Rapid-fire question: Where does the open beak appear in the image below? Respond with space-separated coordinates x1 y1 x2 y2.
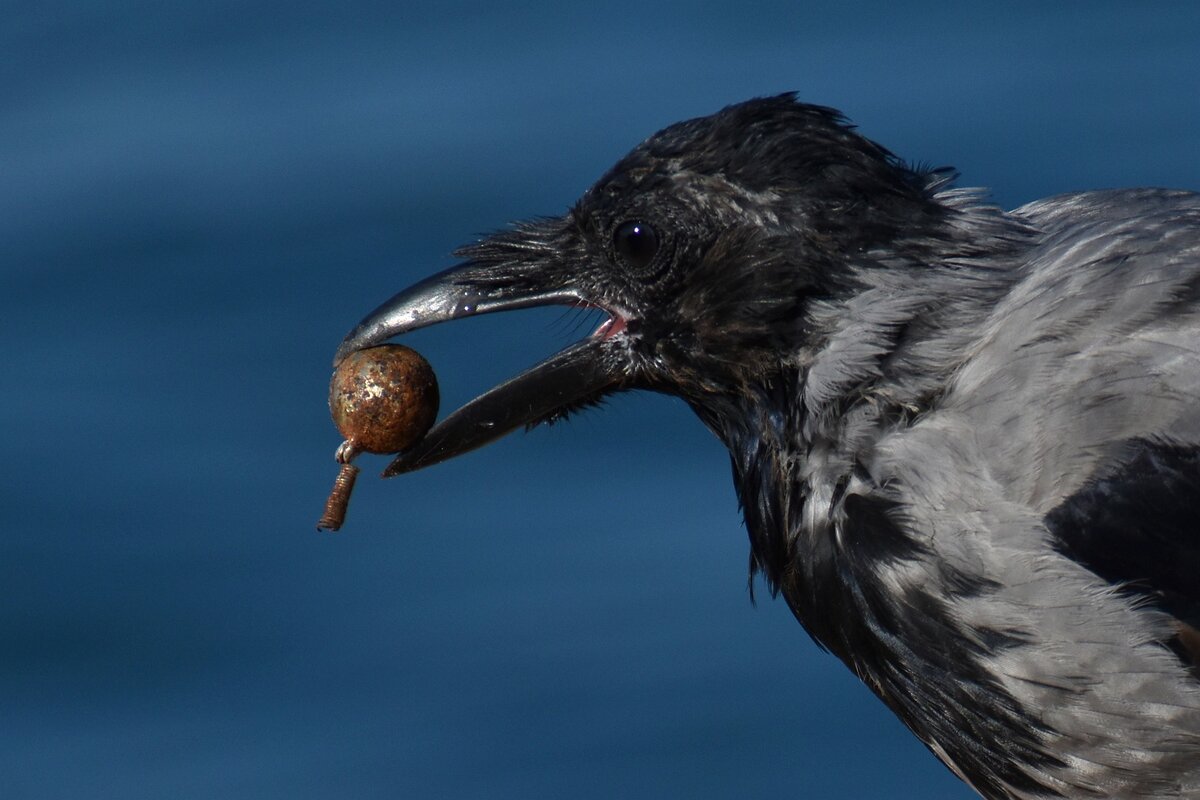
334 257 631 476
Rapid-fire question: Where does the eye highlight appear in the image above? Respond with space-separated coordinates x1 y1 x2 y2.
613 220 660 273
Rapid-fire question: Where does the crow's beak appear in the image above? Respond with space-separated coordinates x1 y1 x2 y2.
334 259 631 476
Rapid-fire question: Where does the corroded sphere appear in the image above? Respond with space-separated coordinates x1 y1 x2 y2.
329 344 439 454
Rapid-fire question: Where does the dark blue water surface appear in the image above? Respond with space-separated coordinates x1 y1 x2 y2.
5 3 1199 798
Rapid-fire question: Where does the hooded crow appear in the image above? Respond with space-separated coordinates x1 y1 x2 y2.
335 95 1200 798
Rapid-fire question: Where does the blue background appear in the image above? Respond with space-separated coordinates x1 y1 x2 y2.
5 3 1199 798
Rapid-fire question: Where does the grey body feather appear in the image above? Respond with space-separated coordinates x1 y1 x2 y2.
800 189 1200 797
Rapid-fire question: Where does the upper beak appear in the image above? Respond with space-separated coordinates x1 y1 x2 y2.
334 259 630 476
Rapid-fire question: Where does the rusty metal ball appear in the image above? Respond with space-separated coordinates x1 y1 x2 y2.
329 344 439 454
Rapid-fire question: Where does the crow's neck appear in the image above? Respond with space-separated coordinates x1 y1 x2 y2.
694 200 1053 796
801 196 1032 439
715 194 1033 589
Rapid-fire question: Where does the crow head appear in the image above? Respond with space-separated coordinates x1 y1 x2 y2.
335 95 960 481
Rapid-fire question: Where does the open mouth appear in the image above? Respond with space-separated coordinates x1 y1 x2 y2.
593 312 628 339
334 263 634 476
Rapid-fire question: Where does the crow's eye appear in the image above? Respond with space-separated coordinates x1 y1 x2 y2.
613 220 659 273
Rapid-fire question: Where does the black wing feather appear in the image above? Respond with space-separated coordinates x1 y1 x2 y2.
1046 438 1200 670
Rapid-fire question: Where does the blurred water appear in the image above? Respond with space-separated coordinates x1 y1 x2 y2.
3 3 1198 798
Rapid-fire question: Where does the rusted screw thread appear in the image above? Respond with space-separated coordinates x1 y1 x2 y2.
317 462 361 531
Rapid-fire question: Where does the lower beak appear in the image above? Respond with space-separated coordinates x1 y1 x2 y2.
334 262 628 475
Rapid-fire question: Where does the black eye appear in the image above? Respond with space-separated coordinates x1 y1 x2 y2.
613 220 660 272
